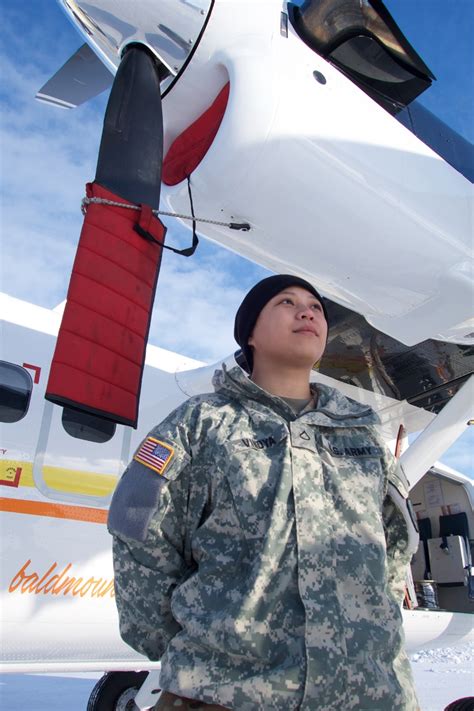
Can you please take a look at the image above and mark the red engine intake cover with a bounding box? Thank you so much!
[45,182,166,427]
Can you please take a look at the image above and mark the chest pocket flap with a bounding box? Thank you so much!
[222,427,289,540]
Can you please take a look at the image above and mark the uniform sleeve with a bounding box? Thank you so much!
[107,405,202,660]
[382,454,419,605]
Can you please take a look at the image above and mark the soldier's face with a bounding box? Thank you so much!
[248,286,327,369]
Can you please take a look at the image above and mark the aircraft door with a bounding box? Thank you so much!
[32,400,131,508]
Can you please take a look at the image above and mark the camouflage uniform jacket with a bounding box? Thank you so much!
[108,364,419,710]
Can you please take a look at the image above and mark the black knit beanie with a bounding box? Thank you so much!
[234,274,328,372]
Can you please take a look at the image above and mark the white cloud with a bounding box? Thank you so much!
[439,428,474,478]
[150,238,269,361]
[408,428,474,479]
[0,38,106,306]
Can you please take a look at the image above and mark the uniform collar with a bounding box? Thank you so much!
[212,364,379,427]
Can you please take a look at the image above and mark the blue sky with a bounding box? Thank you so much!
[384,0,473,144]
[0,1,472,476]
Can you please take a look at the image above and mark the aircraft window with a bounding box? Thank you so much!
[62,407,116,443]
[0,361,33,423]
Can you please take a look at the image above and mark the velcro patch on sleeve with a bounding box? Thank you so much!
[108,459,168,542]
[133,437,174,475]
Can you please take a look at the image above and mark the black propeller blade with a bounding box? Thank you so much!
[95,46,165,208]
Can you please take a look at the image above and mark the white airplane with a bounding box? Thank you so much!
[1,0,473,708]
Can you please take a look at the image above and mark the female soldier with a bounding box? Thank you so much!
[108,274,419,710]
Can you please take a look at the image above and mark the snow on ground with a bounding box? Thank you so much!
[410,643,474,711]
[0,645,472,711]
[0,672,102,711]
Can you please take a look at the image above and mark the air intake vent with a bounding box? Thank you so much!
[288,0,435,113]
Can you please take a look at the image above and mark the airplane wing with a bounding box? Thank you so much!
[36,43,113,109]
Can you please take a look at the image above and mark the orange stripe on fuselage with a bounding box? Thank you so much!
[0,497,107,524]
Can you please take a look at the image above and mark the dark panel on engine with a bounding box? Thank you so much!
[319,301,473,415]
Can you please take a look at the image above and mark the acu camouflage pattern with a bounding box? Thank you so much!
[109,364,419,710]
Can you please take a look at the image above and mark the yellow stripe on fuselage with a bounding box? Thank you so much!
[0,460,117,497]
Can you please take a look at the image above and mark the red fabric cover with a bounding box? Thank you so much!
[162,82,230,186]
[45,182,165,427]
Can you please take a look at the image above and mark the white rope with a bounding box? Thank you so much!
[81,196,250,230]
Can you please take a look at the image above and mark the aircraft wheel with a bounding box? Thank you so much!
[87,671,149,711]
[444,698,474,711]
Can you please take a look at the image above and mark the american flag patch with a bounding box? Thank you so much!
[134,437,174,476]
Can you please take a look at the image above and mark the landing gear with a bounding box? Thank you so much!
[444,698,474,711]
[87,671,149,711]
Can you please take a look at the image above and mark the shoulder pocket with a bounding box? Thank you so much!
[388,461,410,499]
[108,436,190,543]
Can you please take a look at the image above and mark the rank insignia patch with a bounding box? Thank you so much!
[134,437,174,475]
